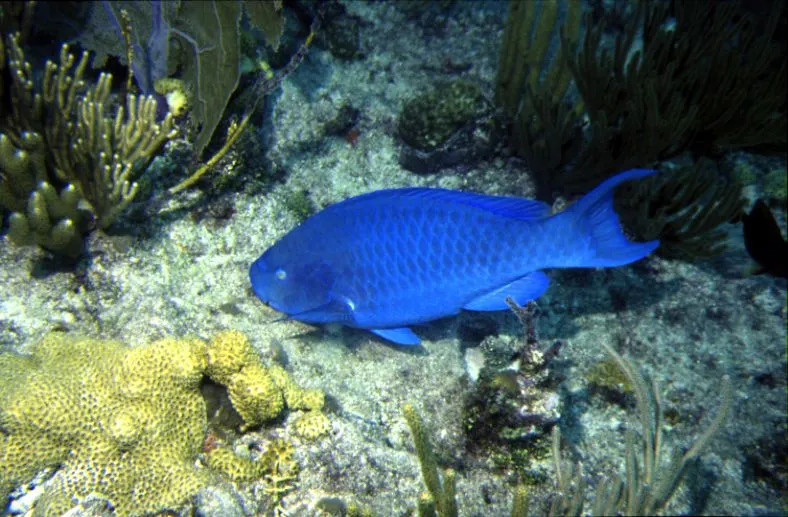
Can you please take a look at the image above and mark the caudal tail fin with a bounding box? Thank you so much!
[567,168,659,267]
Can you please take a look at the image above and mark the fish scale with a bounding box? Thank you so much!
[250,169,660,345]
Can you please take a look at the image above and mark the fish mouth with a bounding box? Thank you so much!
[266,300,284,313]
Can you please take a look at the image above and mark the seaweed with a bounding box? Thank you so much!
[550,342,732,516]
[668,1,786,154]
[496,0,786,200]
[494,0,584,201]
[82,1,286,159]
[562,2,698,195]
[614,160,745,260]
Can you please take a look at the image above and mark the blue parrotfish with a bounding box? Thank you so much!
[250,168,659,345]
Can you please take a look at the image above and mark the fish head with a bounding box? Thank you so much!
[249,253,335,316]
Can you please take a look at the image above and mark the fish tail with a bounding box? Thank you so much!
[568,169,659,267]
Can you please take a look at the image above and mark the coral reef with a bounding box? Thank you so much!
[207,446,264,483]
[0,333,209,515]
[0,330,328,515]
[293,409,332,440]
[464,300,562,468]
[206,330,326,431]
[0,32,176,255]
[259,438,300,503]
[206,437,299,500]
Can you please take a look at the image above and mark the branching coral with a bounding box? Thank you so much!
[0,32,177,254]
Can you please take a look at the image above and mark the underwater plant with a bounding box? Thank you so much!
[85,0,285,159]
[404,401,532,517]
[497,0,785,200]
[0,32,177,256]
[549,342,732,516]
[494,0,777,260]
[614,160,745,260]
[1,2,319,255]
[404,403,459,517]
[495,0,584,201]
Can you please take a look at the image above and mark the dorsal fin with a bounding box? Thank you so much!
[323,188,552,221]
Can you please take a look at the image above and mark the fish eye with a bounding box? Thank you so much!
[275,268,287,280]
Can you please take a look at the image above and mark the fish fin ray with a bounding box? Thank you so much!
[463,271,550,311]
[407,190,552,220]
[370,327,421,345]
[567,169,659,267]
[288,296,354,324]
[329,188,552,221]
[405,189,552,220]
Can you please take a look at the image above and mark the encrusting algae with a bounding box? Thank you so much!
[0,330,329,516]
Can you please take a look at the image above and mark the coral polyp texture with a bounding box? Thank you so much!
[207,330,327,431]
[0,330,328,516]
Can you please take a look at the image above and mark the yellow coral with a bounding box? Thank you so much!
[0,333,210,516]
[227,362,285,430]
[0,329,325,514]
[260,438,299,502]
[269,363,325,411]
[293,410,331,440]
[292,387,326,412]
[154,77,190,117]
[206,329,257,385]
[206,446,264,482]
[206,330,325,430]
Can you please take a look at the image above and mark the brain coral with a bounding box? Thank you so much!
[0,330,327,516]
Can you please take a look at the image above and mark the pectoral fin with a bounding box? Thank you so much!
[463,271,550,311]
[370,327,421,346]
[288,296,354,324]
